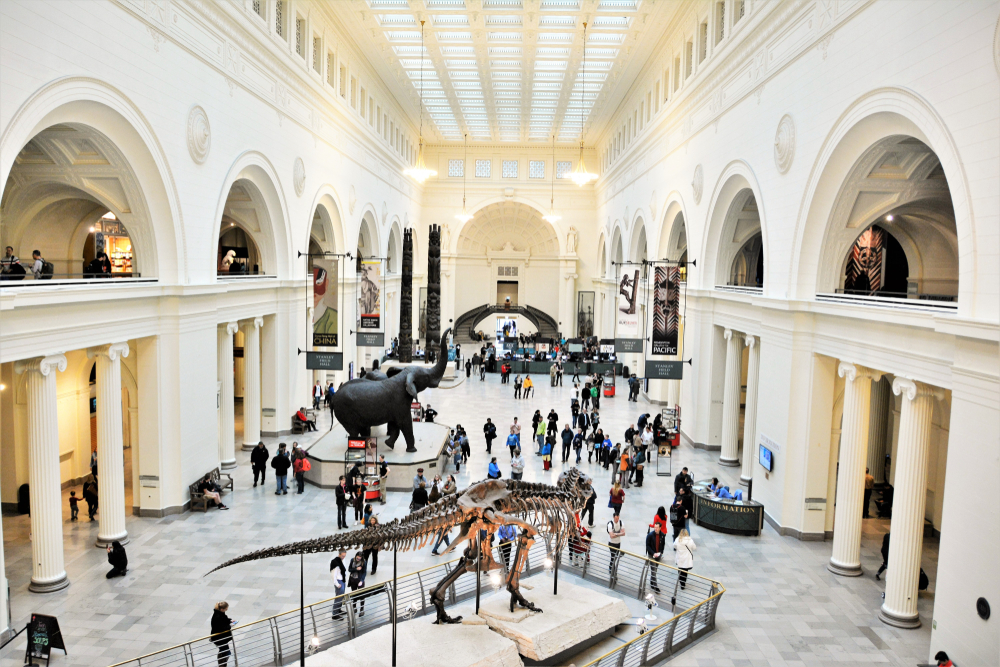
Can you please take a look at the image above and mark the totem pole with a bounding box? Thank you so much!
[398,228,413,362]
[426,224,441,363]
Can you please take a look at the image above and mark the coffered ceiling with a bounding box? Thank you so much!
[336,0,677,145]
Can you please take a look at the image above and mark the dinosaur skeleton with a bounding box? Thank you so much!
[209,469,594,624]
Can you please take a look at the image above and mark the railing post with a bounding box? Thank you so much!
[182,643,195,667]
[416,571,427,616]
[268,618,283,666]
[345,591,357,639]
[662,618,677,657]
[639,628,654,665]
[308,606,318,642]
[230,637,239,667]
[385,581,395,621]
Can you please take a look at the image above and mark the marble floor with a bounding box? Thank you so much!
[0,373,936,666]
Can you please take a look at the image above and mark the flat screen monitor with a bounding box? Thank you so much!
[759,443,773,472]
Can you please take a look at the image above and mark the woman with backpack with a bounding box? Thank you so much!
[673,529,697,589]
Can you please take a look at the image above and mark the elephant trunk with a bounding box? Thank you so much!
[420,327,452,389]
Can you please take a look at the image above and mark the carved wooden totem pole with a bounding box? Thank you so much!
[398,228,413,363]
[426,224,442,362]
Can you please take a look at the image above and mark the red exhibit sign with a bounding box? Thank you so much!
[347,438,366,450]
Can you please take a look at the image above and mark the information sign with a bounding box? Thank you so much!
[305,351,344,370]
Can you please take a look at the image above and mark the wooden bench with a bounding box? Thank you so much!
[189,467,234,512]
[292,408,319,434]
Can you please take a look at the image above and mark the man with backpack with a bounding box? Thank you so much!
[31,250,54,280]
[607,512,626,576]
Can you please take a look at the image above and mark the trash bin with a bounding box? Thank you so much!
[17,483,29,514]
[603,370,615,397]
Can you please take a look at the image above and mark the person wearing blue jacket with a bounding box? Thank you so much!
[506,429,520,458]
[488,457,501,479]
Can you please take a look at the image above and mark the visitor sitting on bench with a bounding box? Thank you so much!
[198,474,229,510]
[296,407,317,431]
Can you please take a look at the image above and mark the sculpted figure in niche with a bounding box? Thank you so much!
[566,226,579,254]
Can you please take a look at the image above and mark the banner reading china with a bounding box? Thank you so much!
[359,259,382,330]
[312,259,339,347]
[651,266,680,356]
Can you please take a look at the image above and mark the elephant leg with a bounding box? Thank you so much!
[400,417,417,453]
[385,421,399,449]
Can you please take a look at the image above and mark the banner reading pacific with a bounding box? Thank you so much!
[312,259,338,347]
[359,259,381,330]
[651,266,680,356]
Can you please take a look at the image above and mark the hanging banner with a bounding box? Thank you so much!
[844,226,885,295]
[359,259,381,329]
[616,268,641,349]
[651,266,680,356]
[312,259,339,347]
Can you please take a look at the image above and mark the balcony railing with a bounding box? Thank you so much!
[56,538,724,667]
[817,290,958,312]
[0,273,155,288]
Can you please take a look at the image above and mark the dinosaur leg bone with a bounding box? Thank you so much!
[428,543,477,624]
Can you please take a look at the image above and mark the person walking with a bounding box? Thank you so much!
[483,418,497,454]
[514,375,523,399]
[465,358,472,378]
[330,549,348,619]
[609,481,625,515]
[378,455,389,505]
[335,475,350,529]
[271,444,291,495]
[250,442,269,487]
[619,446,631,488]
[523,374,534,398]
[653,506,669,534]
[506,427,520,458]
[577,408,589,439]
[863,467,875,518]
[428,478,442,504]
[582,485,597,527]
[646,523,666,594]
[673,529,696,589]
[573,428,584,464]
[571,398,580,429]
[581,382,591,411]
[83,472,99,521]
[607,512,625,576]
[541,435,553,471]
[511,417,521,446]
[363,516,380,574]
[352,477,365,524]
[510,448,525,480]
[546,408,559,435]
[876,531,891,580]
[313,381,324,410]
[210,602,235,667]
[549,362,557,387]
[670,495,688,540]
[535,419,546,455]
[560,424,574,462]
[431,525,452,556]
[634,446,646,487]
[106,541,128,578]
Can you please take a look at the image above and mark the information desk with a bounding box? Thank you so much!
[691,479,764,536]
[492,360,623,376]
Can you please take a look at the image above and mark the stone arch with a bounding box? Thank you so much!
[212,152,292,279]
[791,88,977,314]
[629,214,648,266]
[596,230,608,279]
[700,161,768,290]
[455,201,559,256]
[0,78,183,280]
[386,218,403,274]
[357,209,380,264]
[658,196,689,262]
[307,187,346,257]
[610,224,625,275]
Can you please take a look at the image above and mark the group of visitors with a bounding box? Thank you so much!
[249,441,311,496]
[512,373,535,399]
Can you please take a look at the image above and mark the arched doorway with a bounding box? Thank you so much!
[716,190,763,288]
[217,181,268,276]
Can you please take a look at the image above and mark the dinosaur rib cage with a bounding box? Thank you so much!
[208,474,589,574]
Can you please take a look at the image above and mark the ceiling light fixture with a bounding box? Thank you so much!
[455,134,473,224]
[403,20,437,184]
[542,135,561,224]
[885,214,894,221]
[570,21,598,187]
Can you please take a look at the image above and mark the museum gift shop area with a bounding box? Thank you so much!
[0,1,997,666]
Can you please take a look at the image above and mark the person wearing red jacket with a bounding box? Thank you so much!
[292,450,311,494]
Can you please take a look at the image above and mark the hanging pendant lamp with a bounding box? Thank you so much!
[404,20,437,184]
[455,134,473,223]
[542,135,561,223]
[570,21,597,187]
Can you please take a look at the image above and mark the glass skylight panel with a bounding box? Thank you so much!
[488,47,521,55]
[449,72,481,79]
[588,32,625,43]
[493,83,521,90]
[368,0,410,8]
[426,0,466,7]
[533,72,564,79]
[494,91,521,98]
[486,15,523,26]
[437,32,473,41]
[493,71,521,78]
[532,92,560,99]
[585,47,618,58]
[535,61,567,70]
[593,16,630,27]
[597,0,636,9]
[538,33,573,42]
[529,160,545,178]
[378,14,416,26]
[491,60,521,68]
[433,15,470,26]
[488,32,522,41]
[539,16,575,26]
[441,46,475,55]
[446,59,478,68]
[584,60,613,69]
[577,72,608,80]
[394,46,427,55]
[387,31,421,41]
[540,0,579,8]
[536,47,571,57]
[401,58,433,68]
[482,0,522,7]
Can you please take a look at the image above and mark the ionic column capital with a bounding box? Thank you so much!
[837,361,881,383]
[891,377,945,402]
[744,334,757,349]
[87,342,130,362]
[225,321,239,336]
[253,316,264,329]
[15,354,67,376]
[724,328,740,342]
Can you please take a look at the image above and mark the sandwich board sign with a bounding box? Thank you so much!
[26,613,66,665]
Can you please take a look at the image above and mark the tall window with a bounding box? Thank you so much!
[673,56,680,91]
[313,36,321,73]
[295,16,304,56]
[360,87,366,118]
[339,66,346,97]
[326,53,335,86]
[449,159,464,177]
[475,159,491,178]
[502,160,518,178]
[369,98,375,126]
[529,160,544,178]
[716,2,726,44]
[350,77,357,108]
[655,81,660,110]
[685,41,693,78]
[699,21,708,63]
[736,0,745,23]
[556,161,571,178]
[252,0,263,19]
[275,0,284,38]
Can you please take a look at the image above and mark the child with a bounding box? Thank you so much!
[69,491,79,521]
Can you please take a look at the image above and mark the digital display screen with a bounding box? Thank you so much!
[759,444,773,472]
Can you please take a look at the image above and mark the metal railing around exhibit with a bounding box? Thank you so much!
[97,538,723,667]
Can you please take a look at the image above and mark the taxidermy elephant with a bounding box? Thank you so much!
[333,328,451,452]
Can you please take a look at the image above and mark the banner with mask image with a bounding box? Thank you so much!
[651,266,680,356]
[359,259,381,329]
[844,226,885,295]
[312,259,338,347]
[616,268,640,338]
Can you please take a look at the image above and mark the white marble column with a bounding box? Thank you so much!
[866,377,891,484]
[880,378,941,628]
[719,328,742,467]
[218,322,238,468]
[16,354,70,592]
[89,343,131,547]
[829,361,881,576]
[740,334,760,485]
[241,317,263,451]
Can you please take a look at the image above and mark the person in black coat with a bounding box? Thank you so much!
[483,418,497,454]
[670,496,689,540]
[250,442,269,487]
[645,523,666,593]
[674,467,693,494]
[411,482,429,512]
[211,602,234,667]
[876,531,891,580]
[106,540,127,578]
[271,444,291,495]
[335,476,350,529]
[581,486,597,526]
